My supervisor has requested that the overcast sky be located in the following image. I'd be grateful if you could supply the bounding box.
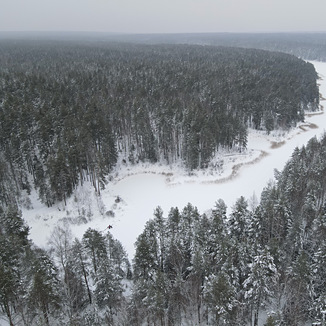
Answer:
[1,0,326,34]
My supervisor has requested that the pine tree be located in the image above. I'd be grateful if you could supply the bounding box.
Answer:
[153,206,166,272]
[208,199,229,272]
[94,257,123,316]
[0,205,29,326]
[82,228,107,276]
[48,226,89,321]
[244,249,278,326]
[70,239,93,305]
[204,271,236,325]
[282,249,312,325]
[228,196,250,242]
[133,219,163,324]
[165,207,188,324]
[133,221,159,281]
[310,208,326,324]
[27,248,61,326]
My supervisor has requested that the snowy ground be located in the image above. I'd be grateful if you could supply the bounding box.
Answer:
[21,61,326,260]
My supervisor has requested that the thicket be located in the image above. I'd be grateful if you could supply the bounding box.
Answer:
[1,134,326,325]
[0,40,319,206]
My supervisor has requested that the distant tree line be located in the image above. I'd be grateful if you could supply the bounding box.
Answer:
[1,133,326,325]
[112,32,326,62]
[0,40,319,206]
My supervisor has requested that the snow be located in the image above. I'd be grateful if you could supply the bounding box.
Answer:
[21,61,326,261]
[0,318,9,326]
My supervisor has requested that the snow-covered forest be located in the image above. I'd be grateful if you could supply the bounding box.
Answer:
[0,40,318,205]
[97,32,326,62]
[1,34,326,326]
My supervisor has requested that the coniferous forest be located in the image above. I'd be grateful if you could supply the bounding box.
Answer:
[0,36,325,325]
[0,40,319,205]
[1,134,326,325]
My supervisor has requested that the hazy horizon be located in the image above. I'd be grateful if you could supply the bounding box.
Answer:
[1,0,326,35]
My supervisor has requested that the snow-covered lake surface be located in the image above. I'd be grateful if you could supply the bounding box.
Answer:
[23,61,326,259]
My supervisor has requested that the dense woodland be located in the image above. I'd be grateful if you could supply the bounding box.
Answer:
[1,133,326,325]
[4,32,326,62]
[0,37,324,325]
[0,40,319,206]
[104,32,326,62]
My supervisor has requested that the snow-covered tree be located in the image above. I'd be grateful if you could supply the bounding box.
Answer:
[204,271,237,325]
[27,248,61,326]
[0,205,29,326]
[228,196,250,242]
[244,249,278,326]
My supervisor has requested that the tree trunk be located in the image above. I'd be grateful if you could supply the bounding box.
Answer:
[253,310,259,326]
[197,299,201,325]
[42,302,49,326]
[79,252,92,304]
[3,301,15,326]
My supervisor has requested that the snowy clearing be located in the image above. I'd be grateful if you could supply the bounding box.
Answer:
[22,61,326,259]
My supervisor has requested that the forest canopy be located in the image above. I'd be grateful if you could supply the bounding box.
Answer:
[0,40,319,205]
[103,32,326,62]
[1,133,326,325]
[0,35,324,325]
